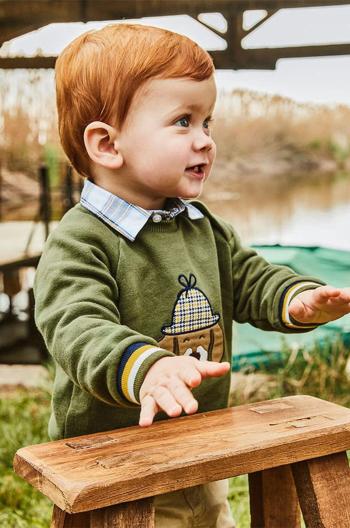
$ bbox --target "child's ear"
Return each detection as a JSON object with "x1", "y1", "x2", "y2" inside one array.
[{"x1": 84, "y1": 121, "x2": 123, "y2": 170}]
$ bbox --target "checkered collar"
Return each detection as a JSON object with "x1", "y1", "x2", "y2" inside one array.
[{"x1": 80, "y1": 179, "x2": 204, "y2": 241}]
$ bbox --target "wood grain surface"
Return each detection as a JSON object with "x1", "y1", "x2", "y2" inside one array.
[
  {"x1": 249, "y1": 465, "x2": 301, "y2": 527},
  {"x1": 90, "y1": 499, "x2": 154, "y2": 528},
  {"x1": 13, "y1": 395, "x2": 350, "y2": 513},
  {"x1": 51, "y1": 500, "x2": 154, "y2": 528},
  {"x1": 293, "y1": 451, "x2": 350, "y2": 528},
  {"x1": 51, "y1": 506, "x2": 90, "y2": 527}
]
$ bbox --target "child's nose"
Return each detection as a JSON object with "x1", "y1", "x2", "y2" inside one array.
[{"x1": 192, "y1": 130, "x2": 215, "y2": 152}]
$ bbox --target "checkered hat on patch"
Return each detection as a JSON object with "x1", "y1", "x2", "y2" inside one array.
[{"x1": 162, "y1": 274, "x2": 220, "y2": 335}]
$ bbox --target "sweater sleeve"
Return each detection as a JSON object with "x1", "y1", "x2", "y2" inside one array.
[
  {"x1": 34, "y1": 226, "x2": 174, "y2": 408},
  {"x1": 228, "y1": 230, "x2": 325, "y2": 332}
]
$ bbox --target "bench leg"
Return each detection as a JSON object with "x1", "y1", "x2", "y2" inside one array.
[
  {"x1": 292, "y1": 451, "x2": 350, "y2": 528},
  {"x1": 51, "y1": 498, "x2": 154, "y2": 527},
  {"x1": 249, "y1": 465, "x2": 300, "y2": 528},
  {"x1": 90, "y1": 498, "x2": 154, "y2": 527},
  {"x1": 51, "y1": 506, "x2": 90, "y2": 527}
]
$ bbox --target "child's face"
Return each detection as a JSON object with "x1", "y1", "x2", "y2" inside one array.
[{"x1": 117, "y1": 75, "x2": 217, "y2": 209}]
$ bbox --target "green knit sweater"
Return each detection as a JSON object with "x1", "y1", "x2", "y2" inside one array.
[{"x1": 34, "y1": 202, "x2": 321, "y2": 440}]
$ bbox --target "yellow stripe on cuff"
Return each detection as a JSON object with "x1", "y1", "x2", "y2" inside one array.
[{"x1": 121, "y1": 345, "x2": 162, "y2": 403}]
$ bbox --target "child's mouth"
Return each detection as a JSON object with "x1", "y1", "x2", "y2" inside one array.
[{"x1": 185, "y1": 164, "x2": 206, "y2": 180}]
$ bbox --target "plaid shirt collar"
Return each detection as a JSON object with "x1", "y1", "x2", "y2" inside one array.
[{"x1": 80, "y1": 179, "x2": 204, "y2": 241}]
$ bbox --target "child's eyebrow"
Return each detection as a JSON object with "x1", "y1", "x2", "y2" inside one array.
[{"x1": 167, "y1": 103, "x2": 214, "y2": 117}]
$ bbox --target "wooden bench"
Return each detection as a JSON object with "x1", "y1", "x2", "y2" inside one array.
[{"x1": 13, "y1": 395, "x2": 350, "y2": 527}]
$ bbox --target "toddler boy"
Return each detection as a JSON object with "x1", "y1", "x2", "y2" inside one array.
[{"x1": 34, "y1": 24, "x2": 350, "y2": 527}]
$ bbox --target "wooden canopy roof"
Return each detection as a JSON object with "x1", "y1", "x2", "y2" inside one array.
[{"x1": 1, "y1": 0, "x2": 350, "y2": 70}]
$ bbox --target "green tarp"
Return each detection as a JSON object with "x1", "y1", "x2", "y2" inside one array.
[{"x1": 233, "y1": 245, "x2": 350, "y2": 371}]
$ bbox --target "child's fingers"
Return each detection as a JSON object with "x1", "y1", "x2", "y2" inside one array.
[
  {"x1": 139, "y1": 359, "x2": 230, "y2": 427},
  {"x1": 140, "y1": 387, "x2": 182, "y2": 427},
  {"x1": 180, "y1": 368, "x2": 202, "y2": 388},
  {"x1": 168, "y1": 376, "x2": 198, "y2": 414},
  {"x1": 139, "y1": 388, "x2": 183, "y2": 427},
  {"x1": 195, "y1": 360, "x2": 231, "y2": 379},
  {"x1": 180, "y1": 360, "x2": 230, "y2": 388},
  {"x1": 151, "y1": 385, "x2": 182, "y2": 418},
  {"x1": 314, "y1": 285, "x2": 350, "y2": 302},
  {"x1": 313, "y1": 287, "x2": 350, "y2": 309},
  {"x1": 314, "y1": 286, "x2": 341, "y2": 300},
  {"x1": 329, "y1": 289, "x2": 350, "y2": 303},
  {"x1": 139, "y1": 394, "x2": 158, "y2": 427}
]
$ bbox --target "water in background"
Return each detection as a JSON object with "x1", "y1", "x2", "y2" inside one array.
[
  {"x1": 1, "y1": 172, "x2": 350, "y2": 259},
  {"x1": 204, "y1": 172, "x2": 350, "y2": 250},
  {"x1": 1, "y1": 171, "x2": 350, "y2": 327}
]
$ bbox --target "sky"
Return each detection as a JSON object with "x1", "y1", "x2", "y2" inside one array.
[{"x1": 2, "y1": 5, "x2": 350, "y2": 105}]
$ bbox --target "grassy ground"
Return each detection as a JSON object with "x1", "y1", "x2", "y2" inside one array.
[
  {"x1": 0, "y1": 389, "x2": 52, "y2": 527},
  {"x1": 1, "y1": 339, "x2": 350, "y2": 527}
]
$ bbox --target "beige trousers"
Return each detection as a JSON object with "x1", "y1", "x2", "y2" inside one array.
[{"x1": 154, "y1": 479, "x2": 235, "y2": 528}]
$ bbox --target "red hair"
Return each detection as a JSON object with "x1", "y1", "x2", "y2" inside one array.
[{"x1": 55, "y1": 23, "x2": 214, "y2": 177}]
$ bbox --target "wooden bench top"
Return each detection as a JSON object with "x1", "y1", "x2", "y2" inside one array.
[{"x1": 13, "y1": 395, "x2": 350, "y2": 514}]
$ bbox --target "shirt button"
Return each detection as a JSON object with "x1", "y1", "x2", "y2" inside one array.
[{"x1": 152, "y1": 213, "x2": 162, "y2": 223}]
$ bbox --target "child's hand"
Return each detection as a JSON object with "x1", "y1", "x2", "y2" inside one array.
[
  {"x1": 139, "y1": 356, "x2": 230, "y2": 427},
  {"x1": 289, "y1": 285, "x2": 350, "y2": 325}
]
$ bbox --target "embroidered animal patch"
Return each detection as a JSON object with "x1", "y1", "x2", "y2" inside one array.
[{"x1": 158, "y1": 274, "x2": 224, "y2": 362}]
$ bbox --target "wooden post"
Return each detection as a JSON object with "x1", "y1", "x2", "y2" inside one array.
[
  {"x1": 249, "y1": 465, "x2": 300, "y2": 528},
  {"x1": 292, "y1": 451, "x2": 350, "y2": 528},
  {"x1": 51, "y1": 499, "x2": 154, "y2": 528},
  {"x1": 62, "y1": 164, "x2": 75, "y2": 214},
  {"x1": 90, "y1": 499, "x2": 155, "y2": 527},
  {"x1": 38, "y1": 164, "x2": 51, "y2": 240},
  {"x1": 51, "y1": 506, "x2": 90, "y2": 528}
]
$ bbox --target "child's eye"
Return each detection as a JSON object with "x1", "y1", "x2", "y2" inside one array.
[
  {"x1": 203, "y1": 117, "x2": 214, "y2": 129},
  {"x1": 175, "y1": 116, "x2": 190, "y2": 128}
]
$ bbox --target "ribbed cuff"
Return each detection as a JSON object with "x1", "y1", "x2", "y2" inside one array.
[
  {"x1": 117, "y1": 342, "x2": 174, "y2": 404},
  {"x1": 281, "y1": 281, "x2": 323, "y2": 329}
]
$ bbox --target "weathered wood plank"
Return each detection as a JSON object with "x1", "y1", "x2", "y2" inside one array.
[
  {"x1": 292, "y1": 451, "x2": 350, "y2": 528},
  {"x1": 249, "y1": 471, "x2": 264, "y2": 527},
  {"x1": 249, "y1": 465, "x2": 300, "y2": 527},
  {"x1": 3, "y1": 45, "x2": 350, "y2": 71},
  {"x1": 90, "y1": 499, "x2": 154, "y2": 528},
  {"x1": 2, "y1": 1, "x2": 350, "y2": 69},
  {"x1": 51, "y1": 506, "x2": 90, "y2": 528},
  {"x1": 13, "y1": 396, "x2": 350, "y2": 513}
]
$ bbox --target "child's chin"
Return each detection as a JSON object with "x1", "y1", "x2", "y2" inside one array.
[
  {"x1": 181, "y1": 186, "x2": 203, "y2": 200},
  {"x1": 180, "y1": 191, "x2": 202, "y2": 200}
]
